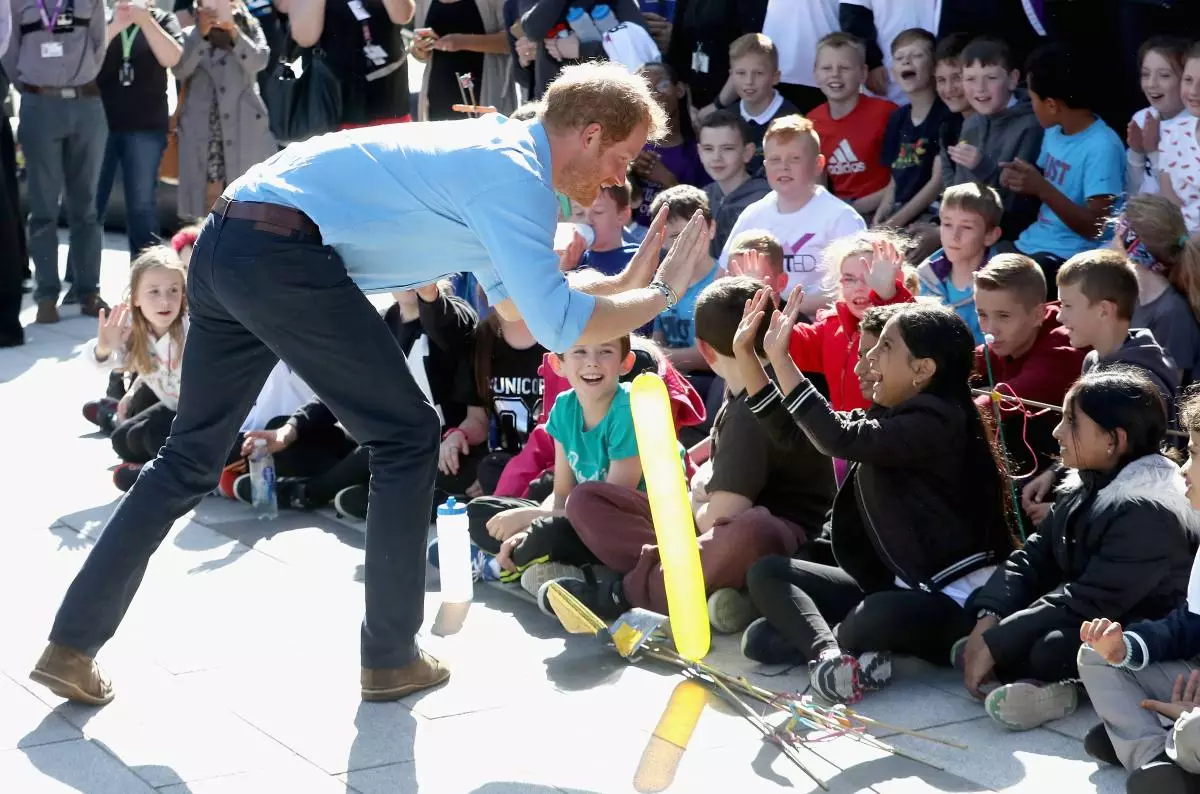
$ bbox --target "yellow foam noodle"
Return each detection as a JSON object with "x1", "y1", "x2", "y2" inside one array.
[
  {"x1": 633, "y1": 679, "x2": 708, "y2": 792},
  {"x1": 545, "y1": 581, "x2": 608, "y2": 635},
  {"x1": 629, "y1": 373, "x2": 710, "y2": 661}
]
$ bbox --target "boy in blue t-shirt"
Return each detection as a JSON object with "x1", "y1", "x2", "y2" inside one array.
[
  {"x1": 649, "y1": 185, "x2": 720, "y2": 375},
  {"x1": 465, "y1": 335, "x2": 645, "y2": 582},
  {"x1": 1001, "y1": 44, "x2": 1125, "y2": 296},
  {"x1": 578, "y1": 183, "x2": 641, "y2": 279},
  {"x1": 917, "y1": 182, "x2": 1004, "y2": 344}
]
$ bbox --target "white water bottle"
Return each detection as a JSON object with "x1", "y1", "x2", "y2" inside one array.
[
  {"x1": 248, "y1": 438, "x2": 278, "y2": 520},
  {"x1": 590, "y1": 4, "x2": 619, "y2": 33},
  {"x1": 566, "y1": 6, "x2": 602, "y2": 43},
  {"x1": 436, "y1": 497, "x2": 473, "y2": 603}
]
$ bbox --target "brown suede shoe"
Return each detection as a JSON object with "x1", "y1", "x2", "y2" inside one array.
[
  {"x1": 29, "y1": 643, "x2": 114, "y2": 706},
  {"x1": 361, "y1": 649, "x2": 449, "y2": 702},
  {"x1": 79, "y1": 294, "x2": 110, "y2": 318},
  {"x1": 35, "y1": 301, "x2": 59, "y2": 324}
]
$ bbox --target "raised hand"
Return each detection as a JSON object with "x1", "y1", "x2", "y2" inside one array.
[
  {"x1": 763, "y1": 286, "x2": 802, "y2": 366},
  {"x1": 1081, "y1": 618, "x2": 1127, "y2": 664},
  {"x1": 732, "y1": 288, "x2": 772, "y2": 359},
  {"x1": 96, "y1": 303, "x2": 132, "y2": 359},
  {"x1": 625, "y1": 204, "x2": 668, "y2": 288},
  {"x1": 1142, "y1": 670, "x2": 1200, "y2": 722},
  {"x1": 654, "y1": 210, "x2": 711, "y2": 301},
  {"x1": 865, "y1": 238, "x2": 903, "y2": 298}
]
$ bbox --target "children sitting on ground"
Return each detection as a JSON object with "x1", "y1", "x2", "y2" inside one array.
[
  {"x1": 961, "y1": 369, "x2": 1198, "y2": 732},
  {"x1": 785, "y1": 231, "x2": 914, "y2": 413},
  {"x1": 632, "y1": 62, "x2": 708, "y2": 228},
  {"x1": 944, "y1": 37, "x2": 1043, "y2": 240},
  {"x1": 973, "y1": 254, "x2": 1087, "y2": 477},
  {"x1": 1126, "y1": 37, "x2": 1189, "y2": 197},
  {"x1": 727, "y1": 33, "x2": 800, "y2": 166},
  {"x1": 81, "y1": 246, "x2": 188, "y2": 491},
  {"x1": 1056, "y1": 249, "x2": 1180, "y2": 404},
  {"x1": 917, "y1": 182, "x2": 1004, "y2": 344},
  {"x1": 544, "y1": 277, "x2": 836, "y2": 633},
  {"x1": 464, "y1": 335, "x2": 648, "y2": 593},
  {"x1": 736, "y1": 293, "x2": 1016, "y2": 704},
  {"x1": 1158, "y1": 45, "x2": 1200, "y2": 233},
  {"x1": 649, "y1": 186, "x2": 721, "y2": 377},
  {"x1": 807, "y1": 33, "x2": 897, "y2": 217},
  {"x1": 720, "y1": 115, "x2": 867, "y2": 316},
  {"x1": 1078, "y1": 389, "x2": 1200, "y2": 794},
  {"x1": 577, "y1": 183, "x2": 641, "y2": 278},
  {"x1": 699, "y1": 112, "x2": 770, "y2": 256},
  {"x1": 874, "y1": 28, "x2": 952, "y2": 244},
  {"x1": 1005, "y1": 44, "x2": 1125, "y2": 294},
  {"x1": 1118, "y1": 196, "x2": 1200, "y2": 388}
]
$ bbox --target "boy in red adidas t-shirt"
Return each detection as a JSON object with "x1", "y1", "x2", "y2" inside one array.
[{"x1": 807, "y1": 32, "x2": 897, "y2": 216}]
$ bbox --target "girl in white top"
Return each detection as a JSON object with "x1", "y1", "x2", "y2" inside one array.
[
  {"x1": 1127, "y1": 37, "x2": 1188, "y2": 197},
  {"x1": 1159, "y1": 45, "x2": 1200, "y2": 233},
  {"x1": 85, "y1": 246, "x2": 188, "y2": 422}
]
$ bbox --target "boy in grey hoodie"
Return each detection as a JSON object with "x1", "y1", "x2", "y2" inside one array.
[
  {"x1": 1056, "y1": 249, "x2": 1180, "y2": 405},
  {"x1": 698, "y1": 111, "x2": 771, "y2": 256},
  {"x1": 942, "y1": 36, "x2": 1043, "y2": 241}
]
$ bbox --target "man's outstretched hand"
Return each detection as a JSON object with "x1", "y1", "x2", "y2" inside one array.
[{"x1": 623, "y1": 205, "x2": 669, "y2": 288}]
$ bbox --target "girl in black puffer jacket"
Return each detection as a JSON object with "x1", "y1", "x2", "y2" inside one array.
[
  {"x1": 732, "y1": 293, "x2": 1018, "y2": 706},
  {"x1": 964, "y1": 368, "x2": 1200, "y2": 733}
]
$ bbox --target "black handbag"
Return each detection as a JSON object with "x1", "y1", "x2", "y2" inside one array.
[{"x1": 264, "y1": 28, "x2": 343, "y2": 143}]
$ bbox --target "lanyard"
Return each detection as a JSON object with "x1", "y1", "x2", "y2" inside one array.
[
  {"x1": 36, "y1": 0, "x2": 66, "y2": 30},
  {"x1": 119, "y1": 26, "x2": 139, "y2": 61}
]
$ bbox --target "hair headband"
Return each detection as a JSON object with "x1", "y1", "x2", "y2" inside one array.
[{"x1": 1116, "y1": 214, "x2": 1169, "y2": 275}]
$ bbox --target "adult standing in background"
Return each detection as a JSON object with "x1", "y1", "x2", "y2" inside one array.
[
  {"x1": 29, "y1": 62, "x2": 711, "y2": 708},
  {"x1": 173, "y1": 0, "x2": 276, "y2": 220},
  {"x1": 760, "y1": 0, "x2": 835, "y2": 114},
  {"x1": 0, "y1": 0, "x2": 24, "y2": 347},
  {"x1": 838, "y1": 0, "x2": 937, "y2": 106},
  {"x1": 519, "y1": 0, "x2": 647, "y2": 99},
  {"x1": 96, "y1": 0, "x2": 184, "y2": 257},
  {"x1": 282, "y1": 0, "x2": 416, "y2": 127},
  {"x1": 665, "y1": 0, "x2": 766, "y2": 121},
  {"x1": 3, "y1": 0, "x2": 111, "y2": 324},
  {"x1": 178, "y1": 0, "x2": 286, "y2": 100},
  {"x1": 412, "y1": 0, "x2": 517, "y2": 120}
]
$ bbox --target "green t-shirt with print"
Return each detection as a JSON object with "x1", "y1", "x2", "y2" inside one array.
[{"x1": 546, "y1": 382, "x2": 644, "y2": 489}]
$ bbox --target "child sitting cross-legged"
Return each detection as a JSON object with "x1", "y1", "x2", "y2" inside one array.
[
  {"x1": 961, "y1": 368, "x2": 1198, "y2": 732},
  {"x1": 541, "y1": 276, "x2": 836, "y2": 631},
  {"x1": 734, "y1": 293, "x2": 1018, "y2": 704},
  {"x1": 1077, "y1": 388, "x2": 1200, "y2": 794},
  {"x1": 464, "y1": 335, "x2": 643, "y2": 592}
]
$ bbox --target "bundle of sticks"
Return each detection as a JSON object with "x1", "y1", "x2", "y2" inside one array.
[{"x1": 453, "y1": 72, "x2": 496, "y2": 117}]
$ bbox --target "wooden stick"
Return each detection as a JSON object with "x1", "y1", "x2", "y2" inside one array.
[
  {"x1": 699, "y1": 671, "x2": 829, "y2": 791},
  {"x1": 836, "y1": 707, "x2": 967, "y2": 750},
  {"x1": 451, "y1": 103, "x2": 497, "y2": 115}
]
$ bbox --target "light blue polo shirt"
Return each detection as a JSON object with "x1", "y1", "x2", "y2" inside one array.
[{"x1": 228, "y1": 115, "x2": 596, "y2": 352}]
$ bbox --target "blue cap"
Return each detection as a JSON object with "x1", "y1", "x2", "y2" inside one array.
[
  {"x1": 591, "y1": 4, "x2": 612, "y2": 17},
  {"x1": 437, "y1": 496, "x2": 467, "y2": 516},
  {"x1": 565, "y1": 6, "x2": 585, "y2": 20}
]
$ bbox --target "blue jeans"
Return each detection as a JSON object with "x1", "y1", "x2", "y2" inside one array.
[
  {"x1": 96, "y1": 131, "x2": 167, "y2": 258},
  {"x1": 48, "y1": 209, "x2": 440, "y2": 669},
  {"x1": 17, "y1": 94, "x2": 107, "y2": 302}
]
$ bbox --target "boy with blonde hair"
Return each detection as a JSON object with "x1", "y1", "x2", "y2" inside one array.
[
  {"x1": 807, "y1": 32, "x2": 897, "y2": 215},
  {"x1": 727, "y1": 33, "x2": 800, "y2": 155},
  {"x1": 720, "y1": 115, "x2": 866, "y2": 317}
]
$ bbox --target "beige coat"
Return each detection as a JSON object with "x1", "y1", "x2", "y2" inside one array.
[
  {"x1": 413, "y1": 0, "x2": 519, "y2": 120},
  {"x1": 173, "y1": 15, "x2": 277, "y2": 220}
]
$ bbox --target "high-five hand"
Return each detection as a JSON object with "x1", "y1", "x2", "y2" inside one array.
[
  {"x1": 731, "y1": 288, "x2": 773, "y2": 359},
  {"x1": 864, "y1": 238, "x2": 903, "y2": 300},
  {"x1": 654, "y1": 210, "x2": 711, "y2": 300},
  {"x1": 95, "y1": 304, "x2": 132, "y2": 360},
  {"x1": 764, "y1": 286, "x2": 803, "y2": 367},
  {"x1": 624, "y1": 204, "x2": 669, "y2": 288}
]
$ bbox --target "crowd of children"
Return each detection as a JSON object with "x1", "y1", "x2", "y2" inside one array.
[{"x1": 66, "y1": 18, "x2": 1200, "y2": 793}]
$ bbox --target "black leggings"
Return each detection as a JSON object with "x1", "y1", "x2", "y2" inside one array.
[
  {"x1": 465, "y1": 495, "x2": 599, "y2": 568},
  {"x1": 746, "y1": 556, "x2": 974, "y2": 665},
  {"x1": 112, "y1": 402, "x2": 177, "y2": 464}
]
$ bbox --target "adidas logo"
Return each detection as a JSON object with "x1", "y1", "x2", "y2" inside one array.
[{"x1": 827, "y1": 139, "x2": 866, "y2": 176}]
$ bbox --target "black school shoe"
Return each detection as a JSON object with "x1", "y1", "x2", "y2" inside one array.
[
  {"x1": 1083, "y1": 723, "x2": 1119, "y2": 766},
  {"x1": 740, "y1": 617, "x2": 804, "y2": 666},
  {"x1": 83, "y1": 398, "x2": 118, "y2": 433},
  {"x1": 1127, "y1": 753, "x2": 1200, "y2": 794},
  {"x1": 539, "y1": 566, "x2": 629, "y2": 622},
  {"x1": 233, "y1": 474, "x2": 311, "y2": 510},
  {"x1": 334, "y1": 484, "x2": 368, "y2": 521}
]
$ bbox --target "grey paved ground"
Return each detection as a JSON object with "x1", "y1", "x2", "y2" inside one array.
[{"x1": 0, "y1": 236, "x2": 1128, "y2": 792}]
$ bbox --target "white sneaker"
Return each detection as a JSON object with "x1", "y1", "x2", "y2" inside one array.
[
  {"x1": 985, "y1": 681, "x2": 1079, "y2": 731},
  {"x1": 521, "y1": 562, "x2": 585, "y2": 603}
]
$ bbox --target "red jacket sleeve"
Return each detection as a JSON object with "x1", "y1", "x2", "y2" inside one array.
[{"x1": 789, "y1": 315, "x2": 831, "y2": 372}]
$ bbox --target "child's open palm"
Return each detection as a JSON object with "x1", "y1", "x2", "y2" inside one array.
[
  {"x1": 763, "y1": 287, "x2": 803, "y2": 365},
  {"x1": 96, "y1": 304, "x2": 132, "y2": 358},
  {"x1": 865, "y1": 239, "x2": 903, "y2": 298},
  {"x1": 732, "y1": 289, "x2": 772, "y2": 359},
  {"x1": 1080, "y1": 618, "x2": 1127, "y2": 664},
  {"x1": 1142, "y1": 670, "x2": 1200, "y2": 721}
]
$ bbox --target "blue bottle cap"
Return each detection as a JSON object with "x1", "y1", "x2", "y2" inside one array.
[
  {"x1": 565, "y1": 6, "x2": 585, "y2": 21},
  {"x1": 591, "y1": 4, "x2": 611, "y2": 17},
  {"x1": 437, "y1": 496, "x2": 468, "y2": 516}
]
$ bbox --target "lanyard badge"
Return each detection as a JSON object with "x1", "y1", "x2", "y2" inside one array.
[
  {"x1": 119, "y1": 27, "x2": 139, "y2": 85},
  {"x1": 347, "y1": 0, "x2": 388, "y2": 67},
  {"x1": 37, "y1": 0, "x2": 74, "y2": 32}
]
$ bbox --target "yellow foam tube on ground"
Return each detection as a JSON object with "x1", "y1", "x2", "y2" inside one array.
[{"x1": 630, "y1": 372, "x2": 710, "y2": 661}]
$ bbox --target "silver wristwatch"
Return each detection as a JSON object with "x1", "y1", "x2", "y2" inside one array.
[{"x1": 649, "y1": 279, "x2": 678, "y2": 310}]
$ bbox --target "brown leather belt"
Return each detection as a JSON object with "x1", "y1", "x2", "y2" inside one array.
[
  {"x1": 22, "y1": 82, "x2": 100, "y2": 98},
  {"x1": 211, "y1": 197, "x2": 321, "y2": 242}
]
